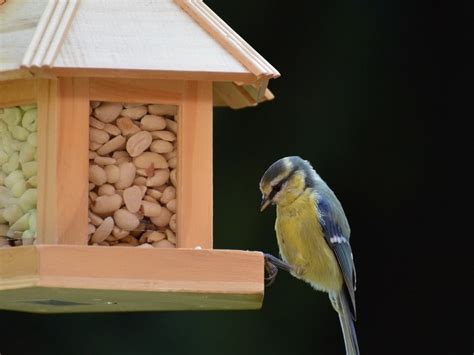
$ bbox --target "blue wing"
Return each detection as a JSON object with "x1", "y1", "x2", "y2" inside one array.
[{"x1": 317, "y1": 195, "x2": 357, "y2": 320}]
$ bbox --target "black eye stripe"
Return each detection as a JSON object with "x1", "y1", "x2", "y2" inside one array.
[{"x1": 268, "y1": 167, "x2": 299, "y2": 200}]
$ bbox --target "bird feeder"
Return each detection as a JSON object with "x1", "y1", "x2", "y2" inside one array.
[{"x1": 0, "y1": 0, "x2": 279, "y2": 313}]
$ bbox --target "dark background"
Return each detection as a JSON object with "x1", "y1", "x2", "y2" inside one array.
[{"x1": 1, "y1": 1, "x2": 465, "y2": 354}]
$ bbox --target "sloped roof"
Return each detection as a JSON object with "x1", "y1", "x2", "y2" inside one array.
[{"x1": 0, "y1": 0, "x2": 279, "y2": 108}]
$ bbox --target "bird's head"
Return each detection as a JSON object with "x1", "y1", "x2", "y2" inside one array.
[{"x1": 259, "y1": 156, "x2": 316, "y2": 211}]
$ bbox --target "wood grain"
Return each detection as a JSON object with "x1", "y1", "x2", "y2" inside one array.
[
  {"x1": 55, "y1": 77, "x2": 90, "y2": 244},
  {"x1": 0, "y1": 246, "x2": 264, "y2": 312},
  {"x1": 53, "y1": 0, "x2": 249, "y2": 75},
  {"x1": 89, "y1": 78, "x2": 184, "y2": 104},
  {"x1": 0, "y1": 247, "x2": 39, "y2": 290},
  {"x1": 0, "y1": 0, "x2": 48, "y2": 72},
  {"x1": 0, "y1": 79, "x2": 36, "y2": 106},
  {"x1": 35, "y1": 78, "x2": 57, "y2": 244},
  {"x1": 177, "y1": 81, "x2": 213, "y2": 248}
]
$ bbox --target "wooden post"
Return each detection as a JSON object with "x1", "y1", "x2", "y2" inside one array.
[
  {"x1": 37, "y1": 77, "x2": 90, "y2": 244},
  {"x1": 177, "y1": 81, "x2": 213, "y2": 249}
]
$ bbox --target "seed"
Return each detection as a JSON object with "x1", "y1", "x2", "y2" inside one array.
[
  {"x1": 97, "y1": 135, "x2": 126, "y2": 155},
  {"x1": 152, "y1": 239, "x2": 175, "y2": 248},
  {"x1": 140, "y1": 115, "x2": 166, "y2": 131},
  {"x1": 94, "y1": 102, "x2": 123, "y2": 123},
  {"x1": 123, "y1": 185, "x2": 142, "y2": 213},
  {"x1": 150, "y1": 140, "x2": 173, "y2": 154},
  {"x1": 89, "y1": 165, "x2": 107, "y2": 186},
  {"x1": 148, "y1": 104, "x2": 178, "y2": 116},
  {"x1": 116, "y1": 117, "x2": 141, "y2": 136},
  {"x1": 150, "y1": 207, "x2": 172, "y2": 227},
  {"x1": 121, "y1": 106, "x2": 147, "y2": 120},
  {"x1": 91, "y1": 194, "x2": 123, "y2": 215},
  {"x1": 90, "y1": 217, "x2": 114, "y2": 243},
  {"x1": 126, "y1": 131, "x2": 152, "y2": 157},
  {"x1": 151, "y1": 130, "x2": 176, "y2": 141},
  {"x1": 133, "y1": 152, "x2": 167, "y2": 169},
  {"x1": 104, "y1": 123, "x2": 121, "y2": 136},
  {"x1": 141, "y1": 200, "x2": 162, "y2": 217},
  {"x1": 115, "y1": 162, "x2": 136, "y2": 189},
  {"x1": 114, "y1": 209, "x2": 140, "y2": 231},
  {"x1": 89, "y1": 127, "x2": 110, "y2": 144}
]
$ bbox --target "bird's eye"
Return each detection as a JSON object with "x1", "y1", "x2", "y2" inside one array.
[{"x1": 273, "y1": 182, "x2": 282, "y2": 192}]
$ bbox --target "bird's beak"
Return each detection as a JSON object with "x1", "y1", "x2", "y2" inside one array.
[{"x1": 260, "y1": 195, "x2": 271, "y2": 212}]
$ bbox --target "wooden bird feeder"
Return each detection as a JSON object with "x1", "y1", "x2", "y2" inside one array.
[{"x1": 0, "y1": 0, "x2": 279, "y2": 313}]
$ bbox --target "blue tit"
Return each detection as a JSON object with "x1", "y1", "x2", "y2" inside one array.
[{"x1": 260, "y1": 156, "x2": 359, "y2": 355}]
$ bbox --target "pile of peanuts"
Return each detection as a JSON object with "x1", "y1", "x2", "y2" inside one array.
[
  {"x1": 88, "y1": 102, "x2": 177, "y2": 248},
  {"x1": 0, "y1": 105, "x2": 38, "y2": 248}
]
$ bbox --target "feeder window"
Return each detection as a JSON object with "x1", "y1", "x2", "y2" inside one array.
[
  {"x1": 88, "y1": 101, "x2": 178, "y2": 248},
  {"x1": 0, "y1": 105, "x2": 38, "y2": 247}
]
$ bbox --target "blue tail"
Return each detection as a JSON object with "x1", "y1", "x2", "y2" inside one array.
[{"x1": 337, "y1": 290, "x2": 360, "y2": 355}]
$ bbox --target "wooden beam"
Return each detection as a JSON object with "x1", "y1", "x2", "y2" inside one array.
[
  {"x1": 178, "y1": 81, "x2": 213, "y2": 248},
  {"x1": 89, "y1": 78, "x2": 184, "y2": 104},
  {"x1": 0, "y1": 246, "x2": 264, "y2": 313},
  {"x1": 0, "y1": 79, "x2": 36, "y2": 106},
  {"x1": 38, "y1": 78, "x2": 89, "y2": 244}
]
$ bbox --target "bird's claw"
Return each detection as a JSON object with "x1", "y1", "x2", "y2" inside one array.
[
  {"x1": 264, "y1": 258, "x2": 279, "y2": 287},
  {"x1": 263, "y1": 253, "x2": 292, "y2": 287}
]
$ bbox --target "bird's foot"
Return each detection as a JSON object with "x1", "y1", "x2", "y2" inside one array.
[{"x1": 263, "y1": 253, "x2": 292, "y2": 287}]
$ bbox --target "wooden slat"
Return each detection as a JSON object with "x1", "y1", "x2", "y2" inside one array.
[
  {"x1": 55, "y1": 77, "x2": 90, "y2": 244},
  {"x1": 43, "y1": 68, "x2": 257, "y2": 83},
  {"x1": 35, "y1": 79, "x2": 57, "y2": 244},
  {"x1": 89, "y1": 78, "x2": 184, "y2": 104},
  {"x1": 0, "y1": 79, "x2": 36, "y2": 107},
  {"x1": 177, "y1": 81, "x2": 213, "y2": 248},
  {"x1": 0, "y1": 245, "x2": 265, "y2": 312},
  {"x1": 0, "y1": 247, "x2": 39, "y2": 290}
]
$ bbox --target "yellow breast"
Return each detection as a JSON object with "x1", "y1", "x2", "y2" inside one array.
[{"x1": 275, "y1": 190, "x2": 343, "y2": 292}]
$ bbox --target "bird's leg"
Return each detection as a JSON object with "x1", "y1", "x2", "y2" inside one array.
[{"x1": 264, "y1": 253, "x2": 292, "y2": 287}]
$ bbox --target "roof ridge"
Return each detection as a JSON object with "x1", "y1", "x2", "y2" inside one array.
[
  {"x1": 176, "y1": 0, "x2": 280, "y2": 80},
  {"x1": 21, "y1": 0, "x2": 79, "y2": 69}
]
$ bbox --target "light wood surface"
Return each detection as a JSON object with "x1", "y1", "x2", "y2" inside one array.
[
  {"x1": 0, "y1": 79, "x2": 36, "y2": 106},
  {"x1": 176, "y1": 0, "x2": 280, "y2": 80},
  {"x1": 36, "y1": 78, "x2": 90, "y2": 244},
  {"x1": 35, "y1": 79, "x2": 57, "y2": 244},
  {"x1": 0, "y1": 0, "x2": 48, "y2": 72},
  {"x1": 53, "y1": 0, "x2": 249, "y2": 75},
  {"x1": 178, "y1": 81, "x2": 213, "y2": 248},
  {"x1": 0, "y1": 246, "x2": 264, "y2": 312},
  {"x1": 89, "y1": 78, "x2": 184, "y2": 104}
]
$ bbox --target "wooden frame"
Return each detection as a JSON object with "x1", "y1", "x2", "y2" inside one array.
[{"x1": 0, "y1": 77, "x2": 262, "y2": 313}]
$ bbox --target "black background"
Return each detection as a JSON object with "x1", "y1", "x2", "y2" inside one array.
[{"x1": 1, "y1": 1, "x2": 466, "y2": 354}]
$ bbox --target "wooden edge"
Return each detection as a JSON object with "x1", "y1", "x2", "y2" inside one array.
[
  {"x1": 0, "y1": 246, "x2": 39, "y2": 290},
  {"x1": 0, "y1": 79, "x2": 36, "y2": 106},
  {"x1": 43, "y1": 0, "x2": 80, "y2": 66},
  {"x1": 213, "y1": 81, "x2": 257, "y2": 109},
  {"x1": 21, "y1": 0, "x2": 57, "y2": 67},
  {"x1": 0, "y1": 287, "x2": 262, "y2": 313},
  {"x1": 21, "y1": 0, "x2": 79, "y2": 68},
  {"x1": 177, "y1": 81, "x2": 213, "y2": 248},
  {"x1": 89, "y1": 78, "x2": 184, "y2": 104},
  {"x1": 176, "y1": 0, "x2": 280, "y2": 80},
  {"x1": 33, "y1": 67, "x2": 259, "y2": 83},
  {"x1": 0, "y1": 69, "x2": 34, "y2": 81},
  {"x1": 35, "y1": 78, "x2": 57, "y2": 244},
  {"x1": 35, "y1": 245, "x2": 264, "y2": 294}
]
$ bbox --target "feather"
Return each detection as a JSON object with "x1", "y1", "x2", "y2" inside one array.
[{"x1": 317, "y1": 195, "x2": 357, "y2": 320}]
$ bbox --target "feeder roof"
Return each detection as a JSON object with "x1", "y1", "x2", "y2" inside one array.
[{"x1": 0, "y1": 0, "x2": 279, "y2": 108}]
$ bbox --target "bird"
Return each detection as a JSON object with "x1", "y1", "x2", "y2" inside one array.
[{"x1": 259, "y1": 156, "x2": 359, "y2": 355}]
